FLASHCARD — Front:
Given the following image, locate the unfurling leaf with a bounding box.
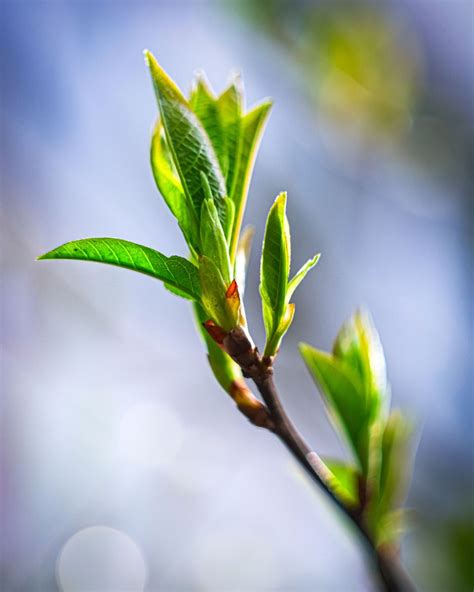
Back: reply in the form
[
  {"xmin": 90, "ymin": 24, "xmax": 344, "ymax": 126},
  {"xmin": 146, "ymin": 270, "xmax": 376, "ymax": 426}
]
[
  {"xmin": 145, "ymin": 51, "xmax": 226, "ymax": 222},
  {"xmin": 333, "ymin": 309, "xmax": 389, "ymax": 421},
  {"xmin": 200, "ymin": 194, "xmax": 232, "ymax": 285},
  {"xmin": 260, "ymin": 192, "xmax": 290, "ymax": 356},
  {"xmin": 229, "ymin": 100, "xmax": 272, "ymax": 261},
  {"xmin": 199, "ymin": 256, "xmax": 238, "ymax": 331},
  {"xmin": 299, "ymin": 344, "xmax": 371, "ymax": 473},
  {"xmin": 323, "ymin": 459, "xmax": 361, "ymax": 508},
  {"xmin": 260, "ymin": 193, "xmax": 319, "ymax": 357},
  {"xmin": 377, "ymin": 410, "xmax": 413, "ymax": 518},
  {"xmin": 38, "ymin": 238, "xmax": 201, "ymax": 301},
  {"xmin": 287, "ymin": 254, "xmax": 320, "ymax": 301}
]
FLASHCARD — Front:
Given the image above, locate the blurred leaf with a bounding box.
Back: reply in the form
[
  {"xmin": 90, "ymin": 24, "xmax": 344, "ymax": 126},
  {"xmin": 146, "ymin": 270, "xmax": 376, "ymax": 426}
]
[
  {"xmin": 377, "ymin": 410, "xmax": 413, "ymax": 518},
  {"xmin": 38, "ymin": 238, "xmax": 201, "ymax": 300},
  {"xmin": 324, "ymin": 458, "xmax": 360, "ymax": 507},
  {"xmin": 299, "ymin": 344, "xmax": 371, "ymax": 472},
  {"xmin": 260, "ymin": 192, "xmax": 291, "ymax": 356},
  {"xmin": 229, "ymin": 100, "xmax": 272, "ymax": 260},
  {"xmin": 234, "ymin": 225, "xmax": 254, "ymax": 296},
  {"xmin": 376, "ymin": 508, "xmax": 411, "ymax": 548},
  {"xmin": 200, "ymin": 195, "xmax": 232, "ymax": 285},
  {"xmin": 333, "ymin": 309, "xmax": 389, "ymax": 420},
  {"xmin": 145, "ymin": 51, "xmax": 227, "ymax": 222},
  {"xmin": 150, "ymin": 122, "xmax": 200, "ymax": 253},
  {"xmin": 286, "ymin": 253, "xmax": 320, "ymax": 300}
]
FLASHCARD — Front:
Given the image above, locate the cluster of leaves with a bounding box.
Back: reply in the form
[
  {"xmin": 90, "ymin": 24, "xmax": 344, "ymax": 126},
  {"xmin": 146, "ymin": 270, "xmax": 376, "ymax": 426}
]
[
  {"xmin": 300, "ymin": 310, "xmax": 413, "ymax": 548},
  {"xmin": 39, "ymin": 51, "xmax": 318, "ymax": 391},
  {"xmin": 38, "ymin": 53, "xmax": 413, "ymax": 551}
]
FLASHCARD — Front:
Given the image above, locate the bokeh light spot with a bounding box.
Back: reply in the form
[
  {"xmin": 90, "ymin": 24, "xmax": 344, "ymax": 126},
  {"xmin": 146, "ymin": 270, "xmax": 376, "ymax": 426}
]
[{"xmin": 56, "ymin": 526, "xmax": 147, "ymax": 591}]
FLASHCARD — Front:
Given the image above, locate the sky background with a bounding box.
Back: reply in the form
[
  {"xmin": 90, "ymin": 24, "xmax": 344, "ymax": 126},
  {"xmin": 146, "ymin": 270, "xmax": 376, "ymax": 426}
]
[{"xmin": 2, "ymin": 1, "xmax": 473, "ymax": 590}]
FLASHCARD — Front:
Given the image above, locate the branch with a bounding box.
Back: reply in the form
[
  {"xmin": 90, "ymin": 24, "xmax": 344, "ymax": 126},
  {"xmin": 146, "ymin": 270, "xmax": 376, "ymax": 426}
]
[{"xmin": 220, "ymin": 326, "xmax": 416, "ymax": 592}]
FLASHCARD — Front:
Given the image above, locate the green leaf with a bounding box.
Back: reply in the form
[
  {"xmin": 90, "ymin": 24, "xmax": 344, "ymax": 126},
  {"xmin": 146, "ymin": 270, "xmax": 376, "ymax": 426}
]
[
  {"xmin": 299, "ymin": 344, "xmax": 371, "ymax": 472},
  {"xmin": 260, "ymin": 192, "xmax": 291, "ymax": 356},
  {"xmin": 287, "ymin": 254, "xmax": 320, "ymax": 301},
  {"xmin": 199, "ymin": 255, "xmax": 236, "ymax": 331},
  {"xmin": 216, "ymin": 76, "xmax": 242, "ymax": 191},
  {"xmin": 38, "ymin": 238, "xmax": 201, "ymax": 300},
  {"xmin": 200, "ymin": 196, "xmax": 232, "ymax": 285},
  {"xmin": 150, "ymin": 122, "xmax": 200, "ymax": 253},
  {"xmin": 222, "ymin": 197, "xmax": 235, "ymax": 244},
  {"xmin": 193, "ymin": 302, "xmax": 243, "ymax": 392},
  {"xmin": 324, "ymin": 459, "xmax": 360, "ymax": 508},
  {"xmin": 229, "ymin": 100, "xmax": 272, "ymax": 261},
  {"xmin": 378, "ymin": 410, "xmax": 413, "ymax": 518},
  {"xmin": 189, "ymin": 73, "xmax": 226, "ymax": 173},
  {"xmin": 333, "ymin": 309, "xmax": 389, "ymax": 420},
  {"xmin": 145, "ymin": 51, "xmax": 226, "ymax": 221},
  {"xmin": 234, "ymin": 225, "xmax": 254, "ymax": 296}
]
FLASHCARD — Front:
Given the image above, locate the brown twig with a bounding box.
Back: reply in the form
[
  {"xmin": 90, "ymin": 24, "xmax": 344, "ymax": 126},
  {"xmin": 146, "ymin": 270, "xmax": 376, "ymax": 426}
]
[{"xmin": 220, "ymin": 326, "xmax": 416, "ymax": 592}]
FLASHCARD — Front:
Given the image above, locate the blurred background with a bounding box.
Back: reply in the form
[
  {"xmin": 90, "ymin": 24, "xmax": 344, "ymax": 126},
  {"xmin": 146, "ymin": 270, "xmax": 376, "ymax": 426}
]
[{"xmin": 1, "ymin": 1, "xmax": 473, "ymax": 590}]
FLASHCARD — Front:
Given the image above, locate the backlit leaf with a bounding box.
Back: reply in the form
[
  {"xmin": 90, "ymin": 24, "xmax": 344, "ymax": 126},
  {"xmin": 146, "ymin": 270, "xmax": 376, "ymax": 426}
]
[
  {"xmin": 260, "ymin": 192, "xmax": 290, "ymax": 356},
  {"xmin": 38, "ymin": 238, "xmax": 201, "ymax": 300},
  {"xmin": 299, "ymin": 344, "xmax": 371, "ymax": 472},
  {"xmin": 145, "ymin": 51, "xmax": 226, "ymax": 221}
]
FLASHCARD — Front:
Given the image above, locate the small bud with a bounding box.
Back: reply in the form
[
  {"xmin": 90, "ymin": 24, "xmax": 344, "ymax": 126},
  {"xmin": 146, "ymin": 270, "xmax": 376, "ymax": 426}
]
[{"xmin": 225, "ymin": 279, "xmax": 241, "ymax": 323}]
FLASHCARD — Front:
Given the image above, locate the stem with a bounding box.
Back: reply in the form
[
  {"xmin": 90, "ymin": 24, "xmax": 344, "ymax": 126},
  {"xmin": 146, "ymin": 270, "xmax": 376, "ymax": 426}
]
[
  {"xmin": 220, "ymin": 328, "xmax": 416, "ymax": 592},
  {"xmin": 253, "ymin": 373, "xmax": 415, "ymax": 592}
]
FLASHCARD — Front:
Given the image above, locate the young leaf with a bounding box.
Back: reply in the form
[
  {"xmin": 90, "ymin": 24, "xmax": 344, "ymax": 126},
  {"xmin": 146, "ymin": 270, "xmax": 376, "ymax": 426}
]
[
  {"xmin": 299, "ymin": 344, "xmax": 371, "ymax": 472},
  {"xmin": 333, "ymin": 309, "xmax": 389, "ymax": 420},
  {"xmin": 150, "ymin": 122, "xmax": 200, "ymax": 253},
  {"xmin": 216, "ymin": 76, "xmax": 242, "ymax": 191},
  {"xmin": 189, "ymin": 74, "xmax": 226, "ymax": 175},
  {"xmin": 260, "ymin": 192, "xmax": 290, "ymax": 356},
  {"xmin": 199, "ymin": 256, "xmax": 237, "ymax": 331},
  {"xmin": 377, "ymin": 411, "xmax": 413, "ymax": 519},
  {"xmin": 200, "ymin": 196, "xmax": 232, "ymax": 285},
  {"xmin": 287, "ymin": 254, "xmax": 320, "ymax": 301},
  {"xmin": 193, "ymin": 302, "xmax": 243, "ymax": 392},
  {"xmin": 234, "ymin": 225, "xmax": 254, "ymax": 296},
  {"xmin": 323, "ymin": 459, "xmax": 361, "ymax": 508},
  {"xmin": 145, "ymin": 51, "xmax": 226, "ymax": 220},
  {"xmin": 38, "ymin": 238, "xmax": 201, "ymax": 300},
  {"xmin": 229, "ymin": 101, "xmax": 272, "ymax": 261}
]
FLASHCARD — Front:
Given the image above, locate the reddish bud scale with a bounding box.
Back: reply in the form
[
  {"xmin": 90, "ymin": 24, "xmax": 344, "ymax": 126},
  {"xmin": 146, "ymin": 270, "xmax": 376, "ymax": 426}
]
[{"xmin": 203, "ymin": 320, "xmax": 228, "ymax": 345}]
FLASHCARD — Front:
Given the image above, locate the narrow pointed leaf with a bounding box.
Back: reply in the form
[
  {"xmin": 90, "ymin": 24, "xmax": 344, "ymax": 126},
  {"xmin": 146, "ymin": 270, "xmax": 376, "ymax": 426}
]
[
  {"xmin": 229, "ymin": 100, "xmax": 272, "ymax": 261},
  {"xmin": 216, "ymin": 76, "xmax": 242, "ymax": 191},
  {"xmin": 38, "ymin": 238, "xmax": 201, "ymax": 300},
  {"xmin": 299, "ymin": 343, "xmax": 371, "ymax": 471},
  {"xmin": 150, "ymin": 122, "xmax": 200, "ymax": 253},
  {"xmin": 222, "ymin": 197, "xmax": 235, "ymax": 244},
  {"xmin": 200, "ymin": 197, "xmax": 231, "ymax": 285},
  {"xmin": 145, "ymin": 51, "xmax": 226, "ymax": 220},
  {"xmin": 260, "ymin": 192, "xmax": 290, "ymax": 356},
  {"xmin": 287, "ymin": 254, "xmax": 320, "ymax": 301},
  {"xmin": 189, "ymin": 74, "xmax": 225, "ymax": 171}
]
